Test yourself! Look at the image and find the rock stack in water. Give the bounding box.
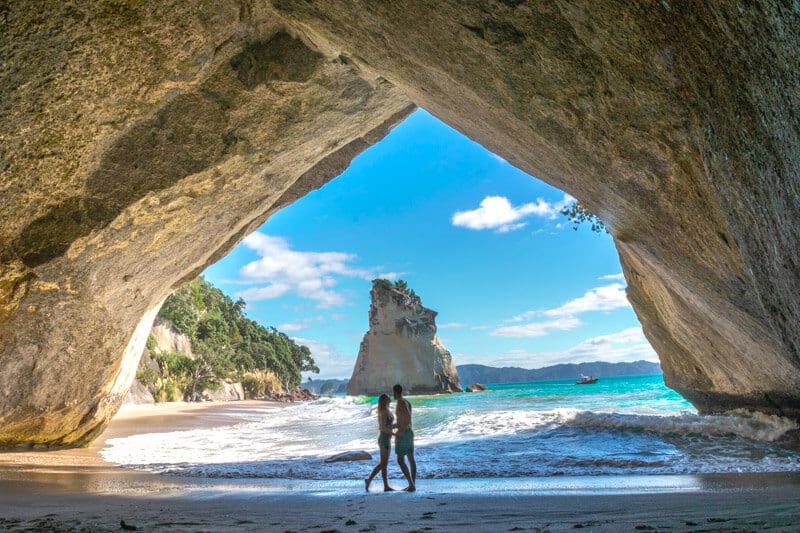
[347,280,461,396]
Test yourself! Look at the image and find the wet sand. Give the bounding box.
[1,400,800,532]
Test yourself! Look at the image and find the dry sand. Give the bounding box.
[1,400,799,532]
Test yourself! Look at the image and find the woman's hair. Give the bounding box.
[378,393,390,409]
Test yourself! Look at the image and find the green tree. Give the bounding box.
[184,353,222,401]
[374,278,393,291]
[393,279,416,298]
[154,276,318,399]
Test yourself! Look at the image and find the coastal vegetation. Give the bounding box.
[374,278,417,298]
[138,276,318,401]
[560,201,607,233]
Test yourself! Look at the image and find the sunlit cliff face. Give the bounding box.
[1,1,799,448]
[348,281,461,396]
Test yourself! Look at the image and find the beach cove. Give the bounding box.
[2,394,800,532]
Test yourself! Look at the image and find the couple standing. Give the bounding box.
[365,384,416,492]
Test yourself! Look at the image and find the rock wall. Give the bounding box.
[275,1,800,417]
[204,380,246,402]
[124,379,155,405]
[150,317,194,357]
[0,1,412,448]
[348,281,461,396]
[1,1,799,447]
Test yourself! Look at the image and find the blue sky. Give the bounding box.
[204,110,657,379]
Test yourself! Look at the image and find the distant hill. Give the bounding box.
[305,378,349,395]
[308,361,661,395]
[456,360,661,386]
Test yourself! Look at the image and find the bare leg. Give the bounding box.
[397,455,416,492]
[408,452,417,485]
[366,447,393,492]
[379,449,394,491]
[365,463,380,492]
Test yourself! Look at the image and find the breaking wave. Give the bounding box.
[101,375,800,479]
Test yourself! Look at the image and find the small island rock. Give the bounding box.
[347,280,462,396]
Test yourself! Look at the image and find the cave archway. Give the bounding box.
[2,1,799,448]
[200,108,651,387]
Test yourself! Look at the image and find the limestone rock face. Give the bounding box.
[275,1,800,417]
[150,318,193,357]
[204,380,246,402]
[348,281,461,396]
[0,1,412,448]
[123,380,155,405]
[2,0,800,447]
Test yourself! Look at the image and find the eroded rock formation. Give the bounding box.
[274,1,800,417]
[0,1,412,448]
[1,1,799,447]
[347,281,461,396]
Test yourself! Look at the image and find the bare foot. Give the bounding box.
[402,485,416,492]
[383,486,395,492]
[364,479,370,492]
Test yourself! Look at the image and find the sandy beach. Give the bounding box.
[1,400,799,532]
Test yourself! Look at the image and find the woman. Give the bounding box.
[365,393,395,492]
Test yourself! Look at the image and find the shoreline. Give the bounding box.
[1,400,800,531]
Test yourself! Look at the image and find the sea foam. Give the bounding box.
[101,375,800,479]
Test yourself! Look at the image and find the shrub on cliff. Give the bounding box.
[241,370,283,398]
[560,201,608,233]
[373,278,417,299]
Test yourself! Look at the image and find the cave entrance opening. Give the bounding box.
[198,108,658,387]
[115,108,697,479]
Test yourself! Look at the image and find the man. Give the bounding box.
[393,383,416,491]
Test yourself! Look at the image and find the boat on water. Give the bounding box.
[576,374,598,385]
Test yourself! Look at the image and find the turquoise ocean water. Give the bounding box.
[101,374,800,479]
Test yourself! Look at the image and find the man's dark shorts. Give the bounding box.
[395,429,414,456]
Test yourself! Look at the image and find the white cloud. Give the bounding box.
[239,283,292,300]
[451,194,573,233]
[576,327,647,346]
[552,326,658,366]
[437,322,466,329]
[491,316,582,337]
[465,327,658,368]
[492,283,630,338]
[599,273,625,281]
[543,283,630,317]
[277,323,308,332]
[294,337,355,379]
[376,272,403,281]
[234,233,376,309]
[276,315,325,332]
[504,310,537,323]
